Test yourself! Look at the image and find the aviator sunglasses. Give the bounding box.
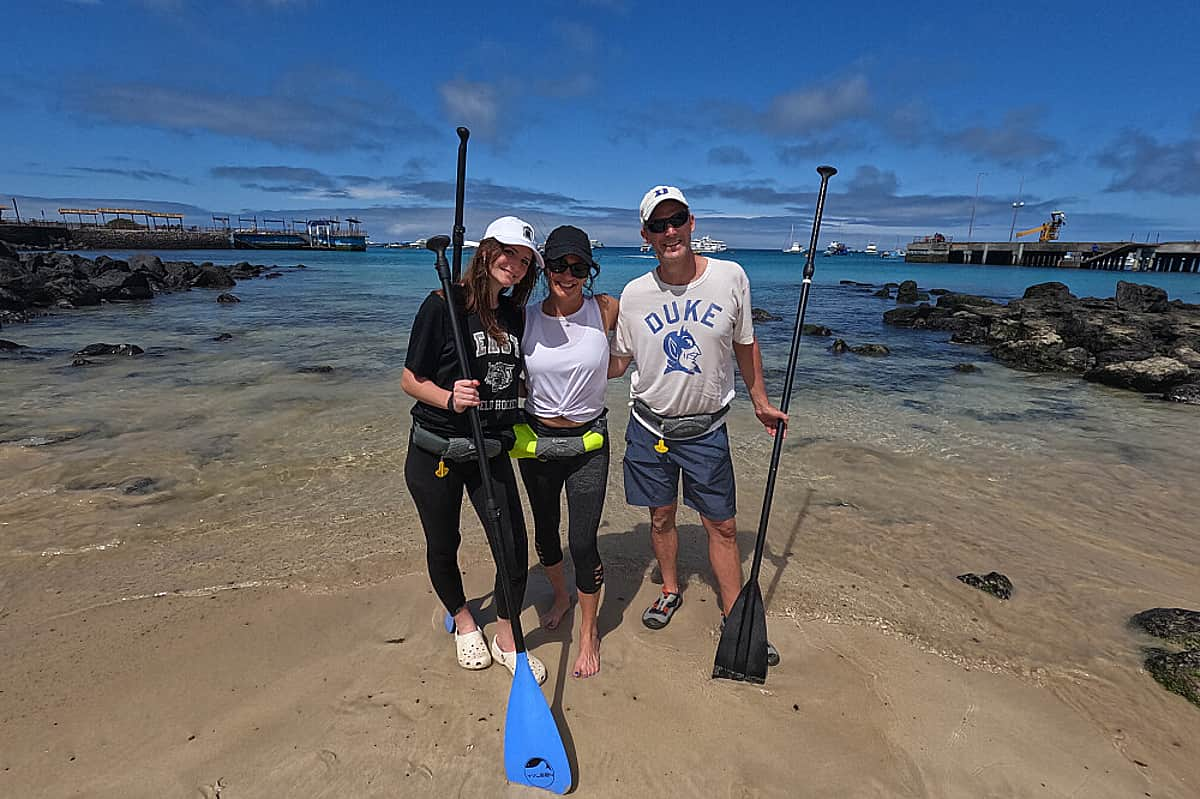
[644,208,691,234]
[545,258,593,278]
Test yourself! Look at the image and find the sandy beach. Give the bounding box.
[3,251,1199,797]
[3,392,1198,798]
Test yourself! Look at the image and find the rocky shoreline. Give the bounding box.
[0,241,298,330]
[879,279,1200,405]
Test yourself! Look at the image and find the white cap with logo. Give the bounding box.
[482,216,545,269]
[639,185,689,224]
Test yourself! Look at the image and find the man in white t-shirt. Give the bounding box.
[610,185,785,659]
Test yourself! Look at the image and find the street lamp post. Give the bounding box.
[968,171,986,241]
[1008,176,1026,242]
[1008,200,1025,242]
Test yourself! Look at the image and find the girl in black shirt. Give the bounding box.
[401,216,547,684]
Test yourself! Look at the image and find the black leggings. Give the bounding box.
[405,441,528,620]
[517,415,608,595]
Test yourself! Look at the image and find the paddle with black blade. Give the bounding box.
[713,164,837,685]
[425,234,572,794]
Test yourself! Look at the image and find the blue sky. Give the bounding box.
[5,0,1199,248]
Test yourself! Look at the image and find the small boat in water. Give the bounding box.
[590,239,604,249]
[691,235,727,253]
[782,224,804,254]
[865,242,879,256]
[640,242,652,253]
[823,241,849,256]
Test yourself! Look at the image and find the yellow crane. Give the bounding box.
[1017,210,1067,242]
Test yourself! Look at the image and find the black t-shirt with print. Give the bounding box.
[405,288,525,438]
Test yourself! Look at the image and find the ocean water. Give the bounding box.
[3,246,1199,789]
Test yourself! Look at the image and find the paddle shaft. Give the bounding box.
[451,127,469,282]
[427,235,528,654]
[745,166,837,588]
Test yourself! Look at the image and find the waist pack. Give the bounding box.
[633,399,729,440]
[411,422,503,462]
[510,415,606,461]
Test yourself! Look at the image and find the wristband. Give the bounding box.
[446,391,456,413]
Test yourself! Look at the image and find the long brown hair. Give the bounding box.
[461,238,538,343]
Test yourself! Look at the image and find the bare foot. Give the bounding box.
[572,632,600,678]
[539,595,573,630]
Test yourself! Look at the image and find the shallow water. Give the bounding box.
[2,247,1198,791]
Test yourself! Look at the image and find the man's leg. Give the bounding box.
[649,503,680,595]
[701,514,742,616]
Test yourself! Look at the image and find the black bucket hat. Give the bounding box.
[543,225,597,268]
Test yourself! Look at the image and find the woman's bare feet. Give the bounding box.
[539,594,573,630]
[572,631,600,678]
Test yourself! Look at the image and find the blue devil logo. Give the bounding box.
[663,327,702,375]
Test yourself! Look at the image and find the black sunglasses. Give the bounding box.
[644,208,690,234]
[545,258,593,278]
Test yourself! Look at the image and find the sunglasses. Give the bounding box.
[545,258,593,278]
[644,209,691,234]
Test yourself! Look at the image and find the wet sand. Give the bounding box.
[2,368,1198,797]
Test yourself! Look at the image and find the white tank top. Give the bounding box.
[523,296,609,422]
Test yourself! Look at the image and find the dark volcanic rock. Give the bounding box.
[1131,608,1200,649]
[71,357,94,367]
[953,363,979,373]
[1163,382,1200,404]
[829,338,850,354]
[882,280,1200,402]
[936,292,996,311]
[299,365,334,374]
[1144,648,1200,707]
[0,339,22,351]
[1084,356,1191,393]
[73,343,145,358]
[751,307,780,322]
[1115,280,1168,313]
[895,280,920,304]
[802,324,833,337]
[213,332,234,342]
[956,571,1013,600]
[850,343,891,356]
[872,287,891,298]
[217,293,241,303]
[1023,281,1076,302]
[192,264,237,289]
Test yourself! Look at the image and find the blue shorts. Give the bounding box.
[622,418,737,522]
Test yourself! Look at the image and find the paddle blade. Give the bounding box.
[712,582,769,684]
[504,653,572,794]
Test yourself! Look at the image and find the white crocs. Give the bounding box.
[455,628,492,670]
[491,635,547,685]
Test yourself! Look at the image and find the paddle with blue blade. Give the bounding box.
[426,229,572,794]
[713,165,837,685]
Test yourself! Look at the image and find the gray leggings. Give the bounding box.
[517,415,608,594]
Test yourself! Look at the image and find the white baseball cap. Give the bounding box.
[482,216,544,269]
[639,185,690,224]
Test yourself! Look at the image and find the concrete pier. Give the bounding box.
[910,240,1200,273]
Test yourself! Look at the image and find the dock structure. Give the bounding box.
[907,238,1200,273]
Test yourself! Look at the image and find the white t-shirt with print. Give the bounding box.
[612,257,755,425]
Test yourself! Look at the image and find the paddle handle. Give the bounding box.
[746,166,836,586]
[451,127,469,282]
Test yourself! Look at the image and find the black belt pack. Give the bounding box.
[410,422,503,462]
[633,399,729,440]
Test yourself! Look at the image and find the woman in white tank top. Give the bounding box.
[519,225,618,679]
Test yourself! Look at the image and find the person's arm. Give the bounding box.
[732,338,787,436]
[601,292,633,378]
[400,369,479,413]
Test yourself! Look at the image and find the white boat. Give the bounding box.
[589,239,604,249]
[824,241,848,256]
[782,224,805,254]
[639,242,652,253]
[865,241,879,255]
[691,235,727,253]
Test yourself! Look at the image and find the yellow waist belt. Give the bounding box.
[510,419,605,460]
